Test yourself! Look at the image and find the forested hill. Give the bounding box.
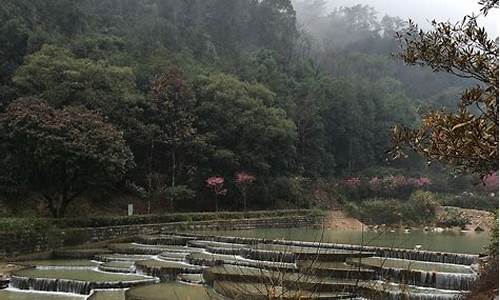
[0,0,473,214]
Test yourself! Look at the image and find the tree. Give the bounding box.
[391,4,499,177]
[206,176,227,212]
[195,73,296,178]
[390,2,499,298]
[151,67,199,204]
[12,45,140,118]
[234,171,256,211]
[0,98,134,217]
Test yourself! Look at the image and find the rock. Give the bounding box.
[0,277,9,289]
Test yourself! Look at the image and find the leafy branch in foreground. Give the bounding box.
[390,11,499,176]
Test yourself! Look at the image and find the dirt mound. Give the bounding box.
[323,210,366,231]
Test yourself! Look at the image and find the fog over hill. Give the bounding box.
[323,0,499,36]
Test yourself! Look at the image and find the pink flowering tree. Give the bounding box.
[206,176,227,211]
[413,177,432,187]
[342,177,361,189]
[235,171,256,211]
[483,172,499,192]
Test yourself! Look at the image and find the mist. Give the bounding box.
[322,0,499,36]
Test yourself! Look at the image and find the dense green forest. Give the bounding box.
[0,0,480,217]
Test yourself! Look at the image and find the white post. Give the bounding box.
[128,204,134,216]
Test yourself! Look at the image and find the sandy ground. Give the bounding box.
[0,262,23,277]
[323,210,367,231]
[325,207,494,232]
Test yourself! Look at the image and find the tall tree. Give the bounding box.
[0,98,134,217]
[151,67,198,193]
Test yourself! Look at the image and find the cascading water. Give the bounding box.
[5,232,481,299]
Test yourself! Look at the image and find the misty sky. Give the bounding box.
[326,0,499,36]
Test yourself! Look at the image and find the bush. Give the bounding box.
[403,190,439,223]
[438,192,497,211]
[436,207,471,228]
[344,199,403,225]
[488,211,498,256]
[269,176,314,209]
[344,191,440,225]
[0,217,53,232]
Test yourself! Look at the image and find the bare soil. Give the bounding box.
[323,210,366,231]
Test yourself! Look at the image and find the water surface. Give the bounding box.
[203,228,489,254]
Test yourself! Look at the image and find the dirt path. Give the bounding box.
[323,210,366,231]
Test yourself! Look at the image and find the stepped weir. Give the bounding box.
[2,232,478,299]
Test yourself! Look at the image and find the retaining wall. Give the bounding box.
[0,214,323,258]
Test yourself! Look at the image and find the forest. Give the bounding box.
[0,0,486,218]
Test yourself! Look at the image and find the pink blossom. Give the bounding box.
[235,171,256,185]
[483,172,499,191]
[206,176,227,196]
[343,177,361,188]
[414,177,432,187]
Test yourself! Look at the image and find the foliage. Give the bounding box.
[391,12,499,176]
[438,192,498,211]
[487,211,498,256]
[344,199,403,225]
[436,207,471,229]
[194,73,297,177]
[13,45,139,113]
[0,0,486,214]
[0,98,134,217]
[151,67,199,189]
[0,217,52,233]
[404,190,439,223]
[344,191,439,225]
[340,175,433,200]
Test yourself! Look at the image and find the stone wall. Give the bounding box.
[0,215,323,259]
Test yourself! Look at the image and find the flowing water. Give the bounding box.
[1,228,486,300]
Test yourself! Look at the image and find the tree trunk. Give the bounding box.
[147,138,154,214]
[45,195,58,218]
[170,147,176,212]
[171,147,176,188]
[348,138,353,175]
[242,189,247,211]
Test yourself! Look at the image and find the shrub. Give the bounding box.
[0,217,53,232]
[344,199,403,225]
[404,190,439,223]
[437,207,471,228]
[438,192,497,211]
